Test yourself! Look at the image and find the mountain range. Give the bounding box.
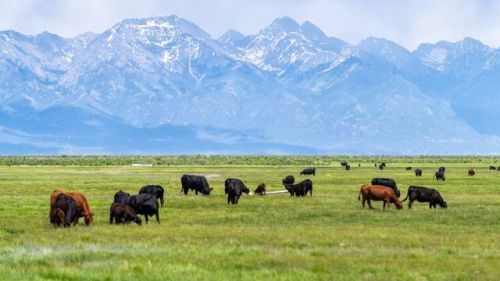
[1,15,499,154]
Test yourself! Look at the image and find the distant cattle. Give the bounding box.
[374,163,377,167]
[468,169,476,176]
[109,203,142,225]
[254,183,266,196]
[497,166,500,171]
[439,167,446,172]
[406,167,412,171]
[300,168,316,176]
[489,166,496,170]
[139,185,165,207]
[415,168,422,177]
[282,175,295,186]
[401,186,447,209]
[224,178,250,204]
[284,179,313,197]
[378,164,384,170]
[340,161,348,167]
[435,170,446,181]
[128,193,160,223]
[381,162,386,167]
[345,164,351,171]
[114,190,130,204]
[50,190,93,225]
[358,184,403,210]
[371,178,400,197]
[180,174,213,195]
[50,193,79,227]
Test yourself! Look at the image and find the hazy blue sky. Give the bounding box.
[0,0,499,50]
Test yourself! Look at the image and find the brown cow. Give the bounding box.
[50,189,94,225]
[468,169,476,176]
[358,184,403,210]
[254,183,266,195]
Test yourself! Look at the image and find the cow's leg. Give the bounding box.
[195,190,198,195]
[236,195,240,204]
[408,199,413,209]
[155,211,160,224]
[183,187,188,195]
[109,213,114,224]
[367,199,373,209]
[362,197,366,208]
[144,214,149,224]
[227,196,231,204]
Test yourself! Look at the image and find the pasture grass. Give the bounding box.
[0,158,498,280]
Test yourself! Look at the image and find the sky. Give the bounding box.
[0,0,499,50]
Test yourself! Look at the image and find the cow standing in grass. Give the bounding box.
[358,184,402,210]
[225,178,250,204]
[401,186,447,209]
[284,179,313,197]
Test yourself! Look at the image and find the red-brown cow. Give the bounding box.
[358,184,403,210]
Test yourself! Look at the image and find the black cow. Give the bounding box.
[340,161,348,167]
[114,190,130,204]
[489,166,496,170]
[50,194,79,227]
[439,167,446,172]
[109,203,142,225]
[401,186,447,209]
[435,170,446,181]
[128,194,160,224]
[181,174,213,195]
[371,178,400,197]
[378,164,384,170]
[497,166,500,171]
[406,167,412,171]
[139,185,165,207]
[345,164,351,171]
[282,175,295,186]
[300,168,316,176]
[381,162,386,167]
[224,178,250,204]
[284,179,313,197]
[415,168,422,177]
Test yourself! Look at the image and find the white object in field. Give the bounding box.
[131,163,153,167]
[264,190,289,195]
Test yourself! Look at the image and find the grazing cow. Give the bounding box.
[498,166,500,171]
[224,178,250,204]
[254,183,266,196]
[340,161,348,167]
[378,164,384,170]
[415,168,422,177]
[401,186,447,209]
[50,190,93,225]
[381,162,386,168]
[50,194,79,227]
[435,170,446,181]
[180,174,213,195]
[139,185,165,207]
[358,184,402,210]
[468,169,476,176]
[371,178,400,197]
[114,190,130,204]
[109,203,142,225]
[374,163,377,167]
[406,167,412,171]
[489,166,496,170]
[284,179,313,197]
[300,168,316,176]
[345,164,351,171]
[282,175,295,186]
[128,193,160,224]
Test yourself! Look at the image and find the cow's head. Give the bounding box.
[395,200,403,209]
[242,186,250,194]
[134,216,142,225]
[202,187,213,195]
[84,212,94,225]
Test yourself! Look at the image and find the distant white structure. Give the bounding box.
[131,163,153,167]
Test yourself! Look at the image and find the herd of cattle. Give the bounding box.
[49,163,492,227]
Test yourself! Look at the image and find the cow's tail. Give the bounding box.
[401,188,409,202]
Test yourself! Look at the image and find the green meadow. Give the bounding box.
[0,156,498,280]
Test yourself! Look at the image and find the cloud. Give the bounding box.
[0,0,500,49]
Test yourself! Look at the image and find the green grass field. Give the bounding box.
[0,157,499,280]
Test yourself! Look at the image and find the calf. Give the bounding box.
[284,179,313,197]
[358,184,402,210]
[225,178,250,204]
[109,203,142,225]
[181,174,213,195]
[139,185,165,207]
[50,190,94,225]
[128,194,160,223]
[371,178,400,197]
[114,190,130,204]
[415,168,422,177]
[254,183,266,196]
[435,170,446,181]
[50,193,79,227]
[300,168,316,176]
[468,169,476,176]
[401,186,447,209]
